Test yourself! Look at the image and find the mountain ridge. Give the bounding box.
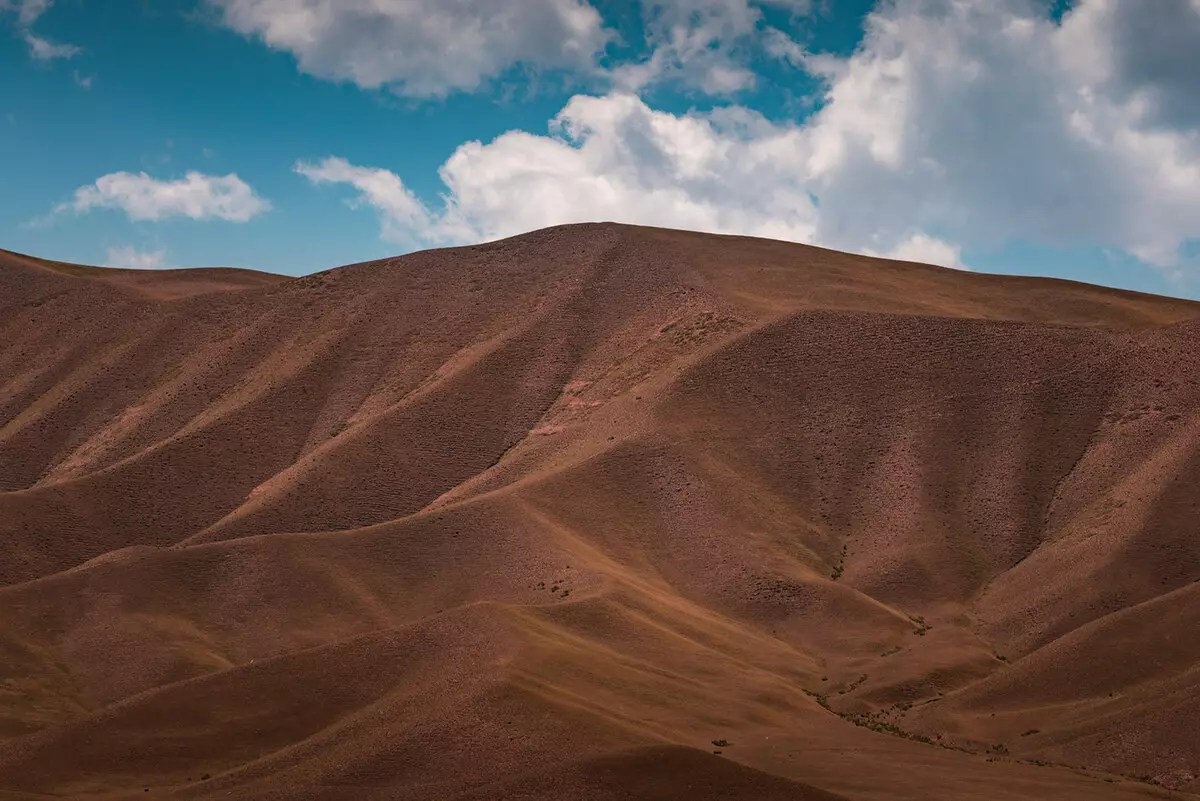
[1,223,1198,799]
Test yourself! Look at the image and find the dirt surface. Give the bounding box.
[1,224,1197,800]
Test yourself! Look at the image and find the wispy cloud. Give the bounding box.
[295,157,433,244]
[3,1,81,60]
[2,0,52,26]
[106,245,169,269]
[23,30,79,60]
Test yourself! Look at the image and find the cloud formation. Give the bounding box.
[106,246,169,269]
[2,0,80,60]
[60,171,270,223]
[295,94,960,268]
[295,95,819,250]
[2,0,50,26]
[796,0,1200,267]
[208,0,609,97]
[295,157,432,240]
[23,30,79,60]
[615,0,818,95]
[295,0,1200,273]
[207,0,828,98]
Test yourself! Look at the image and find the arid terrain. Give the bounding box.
[1,222,1198,800]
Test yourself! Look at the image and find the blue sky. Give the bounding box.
[2,0,1199,299]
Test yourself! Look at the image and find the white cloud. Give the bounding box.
[207,0,609,97]
[296,95,822,249]
[3,0,81,60]
[59,171,270,222]
[1058,0,1200,130]
[295,157,433,243]
[106,246,169,269]
[207,0,825,98]
[792,0,1200,268]
[293,0,1200,273]
[614,0,761,94]
[436,94,821,244]
[1,0,51,26]
[72,70,92,88]
[22,30,77,60]
[615,0,821,95]
[865,232,967,270]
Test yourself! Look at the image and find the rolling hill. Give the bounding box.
[1,223,1197,800]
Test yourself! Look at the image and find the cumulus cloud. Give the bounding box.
[59,171,270,222]
[3,0,80,60]
[615,0,821,95]
[1060,0,1200,130]
[293,0,1200,272]
[797,0,1200,268]
[614,0,764,94]
[207,0,827,98]
[106,246,169,269]
[295,95,822,249]
[207,0,609,97]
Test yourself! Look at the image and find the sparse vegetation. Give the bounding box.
[838,711,939,748]
[831,544,848,580]
[711,739,730,748]
[838,674,868,695]
[1131,774,1164,787]
[532,580,572,599]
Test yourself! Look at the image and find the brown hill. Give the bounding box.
[0,224,1197,800]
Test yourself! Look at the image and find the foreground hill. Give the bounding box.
[0,225,1197,800]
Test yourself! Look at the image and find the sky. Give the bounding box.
[2,0,1199,298]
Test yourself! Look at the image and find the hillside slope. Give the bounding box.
[1,224,1197,800]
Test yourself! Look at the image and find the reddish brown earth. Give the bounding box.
[1,223,1198,800]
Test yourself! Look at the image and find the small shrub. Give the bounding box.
[803,690,832,712]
